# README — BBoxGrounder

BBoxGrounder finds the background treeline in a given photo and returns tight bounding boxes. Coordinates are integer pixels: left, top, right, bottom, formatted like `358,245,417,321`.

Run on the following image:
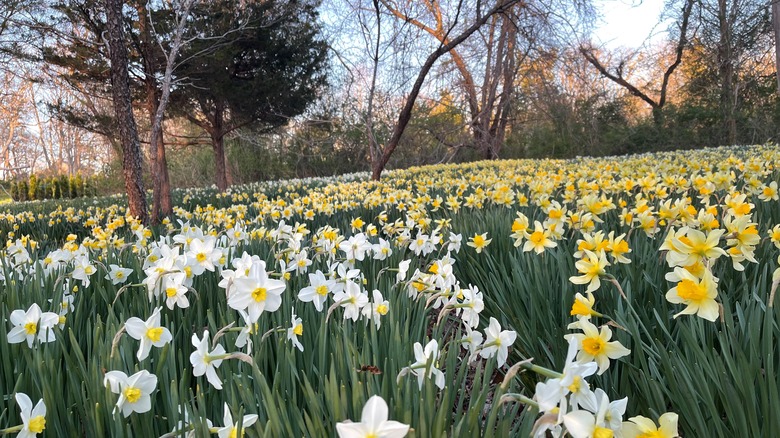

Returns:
0,0,778,192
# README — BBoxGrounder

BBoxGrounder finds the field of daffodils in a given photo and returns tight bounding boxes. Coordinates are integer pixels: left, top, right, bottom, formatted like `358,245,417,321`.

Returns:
1,145,780,437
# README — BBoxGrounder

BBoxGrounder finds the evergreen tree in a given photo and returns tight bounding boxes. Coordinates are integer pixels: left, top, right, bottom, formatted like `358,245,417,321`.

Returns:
170,0,328,190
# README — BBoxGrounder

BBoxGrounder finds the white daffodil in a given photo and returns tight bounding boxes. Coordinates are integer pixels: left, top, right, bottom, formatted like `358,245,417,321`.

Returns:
104,370,158,417
228,260,286,323
298,270,336,312
333,280,368,321
361,289,389,329
235,309,257,350
15,392,47,438
162,272,189,310
461,325,484,361
185,237,221,275
535,339,598,412
217,403,258,438
479,317,517,367
190,330,226,390
7,303,59,348
287,308,304,351
458,284,484,329
124,307,172,361
397,339,445,390
106,264,134,285
71,255,97,287
336,395,409,438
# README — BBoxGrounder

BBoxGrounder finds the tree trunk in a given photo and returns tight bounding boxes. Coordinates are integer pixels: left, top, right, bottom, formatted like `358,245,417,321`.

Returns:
717,0,737,145
158,136,172,217
105,0,148,223
773,0,780,94
211,101,228,191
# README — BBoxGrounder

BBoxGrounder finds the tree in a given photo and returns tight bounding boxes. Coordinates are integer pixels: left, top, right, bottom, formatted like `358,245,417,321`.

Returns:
579,0,694,125
105,0,147,221
171,0,328,191
378,0,525,160
369,0,522,180
774,0,780,94
138,0,198,223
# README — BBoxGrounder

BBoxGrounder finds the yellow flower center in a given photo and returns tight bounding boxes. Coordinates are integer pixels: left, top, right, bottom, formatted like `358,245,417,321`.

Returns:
511,220,527,232
116,272,124,279
315,285,328,296
146,327,163,342
124,386,142,403
58,315,66,325
613,240,629,254
166,287,178,298
28,415,46,433
529,231,545,244
567,375,583,393
473,235,485,246
570,300,594,317
377,304,389,315
677,279,706,302
84,266,94,274
429,263,439,274
24,322,37,335
293,324,303,336
196,253,207,262
252,287,267,302
582,336,606,356
593,426,614,438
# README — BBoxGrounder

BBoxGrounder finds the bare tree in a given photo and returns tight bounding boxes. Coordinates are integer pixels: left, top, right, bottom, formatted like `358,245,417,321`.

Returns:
142,0,198,223
379,0,525,159
370,0,522,180
105,0,147,222
580,0,694,125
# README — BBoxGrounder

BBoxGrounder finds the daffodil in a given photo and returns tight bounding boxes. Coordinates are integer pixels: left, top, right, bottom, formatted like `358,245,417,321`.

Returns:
361,289,390,329
466,232,491,254
665,266,719,321
569,250,610,293
7,303,59,348
217,403,258,438
336,395,409,438
298,270,336,312
570,293,601,319
15,392,47,438
333,280,369,321
106,264,134,285
565,318,630,375
524,221,557,254
287,308,304,351
124,307,172,361
622,413,679,438
228,259,286,323
104,370,158,417
190,330,227,390
397,339,445,390
479,317,517,367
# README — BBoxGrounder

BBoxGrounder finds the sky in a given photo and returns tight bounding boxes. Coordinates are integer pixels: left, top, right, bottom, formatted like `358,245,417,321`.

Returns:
594,0,668,49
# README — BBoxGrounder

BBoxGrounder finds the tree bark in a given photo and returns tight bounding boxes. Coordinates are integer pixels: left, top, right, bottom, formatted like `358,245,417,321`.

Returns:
211,101,228,191
773,0,780,94
717,0,737,144
105,0,148,222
